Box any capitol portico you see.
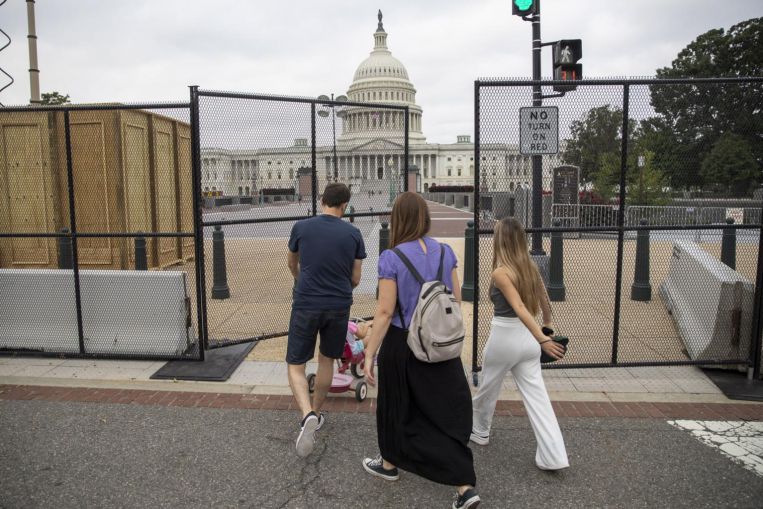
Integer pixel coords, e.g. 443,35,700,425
201,11,559,197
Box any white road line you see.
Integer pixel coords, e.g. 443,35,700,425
669,420,763,477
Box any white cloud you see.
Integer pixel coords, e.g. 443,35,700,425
0,0,759,142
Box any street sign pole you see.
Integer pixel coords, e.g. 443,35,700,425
531,0,544,254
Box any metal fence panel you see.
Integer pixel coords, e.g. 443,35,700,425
0,102,201,360
196,90,409,348
473,78,763,376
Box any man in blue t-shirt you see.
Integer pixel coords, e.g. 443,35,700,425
286,183,366,457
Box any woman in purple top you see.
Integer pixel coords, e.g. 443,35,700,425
362,192,480,509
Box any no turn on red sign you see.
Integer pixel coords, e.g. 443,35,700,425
519,106,559,155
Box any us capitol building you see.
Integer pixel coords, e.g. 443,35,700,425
201,12,559,196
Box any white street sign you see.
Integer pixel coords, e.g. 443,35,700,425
520,106,559,155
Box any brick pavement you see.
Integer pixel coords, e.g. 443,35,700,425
2,384,761,420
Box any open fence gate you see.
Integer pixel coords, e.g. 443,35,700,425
472,77,763,382
191,88,411,351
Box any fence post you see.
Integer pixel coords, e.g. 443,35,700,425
379,221,389,255
631,219,652,301
461,221,475,302
211,225,230,299
349,205,355,223
721,218,736,270
134,233,147,270
548,219,565,301
58,228,72,269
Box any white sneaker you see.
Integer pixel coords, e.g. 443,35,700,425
296,412,319,457
315,412,326,431
469,431,489,446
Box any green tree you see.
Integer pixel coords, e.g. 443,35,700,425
591,151,620,202
628,151,668,206
649,17,762,194
700,133,758,196
562,105,627,185
40,91,70,105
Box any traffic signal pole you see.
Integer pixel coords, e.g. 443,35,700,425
530,2,544,255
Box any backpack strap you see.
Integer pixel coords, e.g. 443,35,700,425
436,244,446,282
392,248,425,284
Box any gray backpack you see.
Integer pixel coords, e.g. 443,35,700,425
393,245,465,363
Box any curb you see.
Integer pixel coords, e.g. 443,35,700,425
2,384,762,420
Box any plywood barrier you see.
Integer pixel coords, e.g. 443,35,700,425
0,108,192,270
0,112,59,268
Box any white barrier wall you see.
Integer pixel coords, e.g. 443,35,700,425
659,241,755,362
0,269,194,356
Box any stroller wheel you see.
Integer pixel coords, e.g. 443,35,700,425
355,381,367,402
307,373,316,394
351,361,365,379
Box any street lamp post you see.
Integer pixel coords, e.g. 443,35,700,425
387,157,397,206
318,93,347,183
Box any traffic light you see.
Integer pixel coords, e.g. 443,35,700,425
552,39,582,91
512,0,538,17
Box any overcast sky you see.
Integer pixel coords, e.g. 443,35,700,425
0,0,760,142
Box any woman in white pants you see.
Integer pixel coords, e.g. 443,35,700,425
471,218,569,471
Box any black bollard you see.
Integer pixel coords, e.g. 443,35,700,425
548,219,566,301
631,219,652,301
134,233,148,270
211,225,231,299
721,217,736,270
461,221,475,302
58,228,73,269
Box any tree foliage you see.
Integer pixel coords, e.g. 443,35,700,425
649,17,762,195
40,91,70,105
700,133,758,196
562,105,625,184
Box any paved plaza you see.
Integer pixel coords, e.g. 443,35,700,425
173,201,760,369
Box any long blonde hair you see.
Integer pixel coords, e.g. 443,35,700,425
492,218,543,316
389,192,431,248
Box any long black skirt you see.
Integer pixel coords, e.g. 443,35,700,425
376,325,476,486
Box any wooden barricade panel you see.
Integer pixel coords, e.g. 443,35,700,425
69,111,118,267
151,116,180,267
119,110,155,268
176,122,194,260
0,112,56,268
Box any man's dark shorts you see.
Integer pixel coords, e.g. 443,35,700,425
286,308,350,365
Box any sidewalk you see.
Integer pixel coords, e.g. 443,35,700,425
1,354,762,412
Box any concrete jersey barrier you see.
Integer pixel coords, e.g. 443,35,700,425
0,269,195,356
659,241,755,363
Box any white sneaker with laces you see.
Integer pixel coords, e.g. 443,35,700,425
296,412,319,457
469,430,489,446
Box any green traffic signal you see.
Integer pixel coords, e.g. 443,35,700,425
514,0,533,10
512,0,537,16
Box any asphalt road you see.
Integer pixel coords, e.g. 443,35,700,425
2,400,761,509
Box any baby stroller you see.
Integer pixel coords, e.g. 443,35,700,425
307,318,369,402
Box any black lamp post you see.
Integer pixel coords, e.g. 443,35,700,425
318,93,347,183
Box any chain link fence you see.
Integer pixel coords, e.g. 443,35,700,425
0,102,201,360
194,89,410,348
473,77,763,377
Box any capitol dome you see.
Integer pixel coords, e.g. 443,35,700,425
339,11,426,144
